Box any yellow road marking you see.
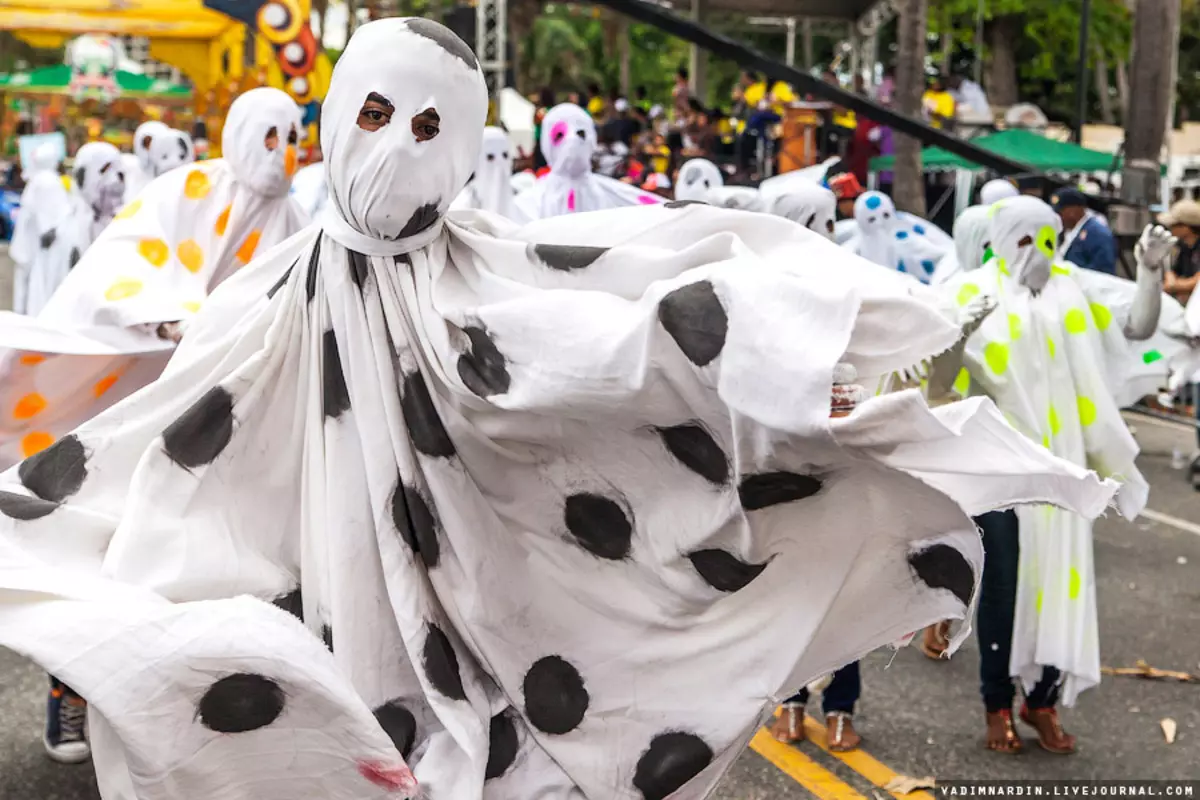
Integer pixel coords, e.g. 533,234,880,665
803,716,937,800
749,728,868,800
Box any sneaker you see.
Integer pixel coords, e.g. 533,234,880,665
44,681,90,764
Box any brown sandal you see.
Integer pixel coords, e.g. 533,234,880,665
920,621,952,660
1019,703,1076,754
985,709,1024,754
826,712,862,752
768,704,806,743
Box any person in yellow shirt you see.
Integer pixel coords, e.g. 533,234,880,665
586,83,606,119
922,74,956,129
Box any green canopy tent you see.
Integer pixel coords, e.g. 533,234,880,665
869,129,1119,174
0,63,191,102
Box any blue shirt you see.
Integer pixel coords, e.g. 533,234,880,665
1062,215,1117,275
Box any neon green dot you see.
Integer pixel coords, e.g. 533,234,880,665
953,367,971,396
1077,395,1097,427
1090,302,1112,332
1047,336,1057,359
1068,566,1082,600
1051,263,1072,277
984,341,1009,375
1048,404,1062,436
1064,308,1088,334
1143,349,1163,365
1008,313,1021,341
1036,589,1044,614
998,258,1011,277
1042,435,1050,450
957,283,981,307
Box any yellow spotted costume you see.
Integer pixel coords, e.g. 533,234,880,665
0,88,308,468
941,197,1147,706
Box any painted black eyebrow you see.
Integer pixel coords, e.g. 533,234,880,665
364,92,394,110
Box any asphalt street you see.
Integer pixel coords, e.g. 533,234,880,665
0,245,1197,798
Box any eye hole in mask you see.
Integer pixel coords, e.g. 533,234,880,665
502,151,509,159
883,211,891,219
265,127,280,151
357,92,395,132
412,108,440,142
287,126,299,146
826,219,835,233
486,153,495,162
100,162,112,175
550,121,568,145
804,212,817,230
1017,234,1034,247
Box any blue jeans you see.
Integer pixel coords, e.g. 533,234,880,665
784,661,860,715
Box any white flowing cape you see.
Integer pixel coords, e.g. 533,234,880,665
0,203,1116,799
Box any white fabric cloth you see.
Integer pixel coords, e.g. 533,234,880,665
10,143,71,315
940,196,1147,706
122,120,169,203
514,103,661,218
0,20,1120,800
768,183,837,241
930,205,991,285
675,158,725,202
451,127,524,222
980,179,1018,206
0,88,307,468
147,128,195,177
290,162,330,218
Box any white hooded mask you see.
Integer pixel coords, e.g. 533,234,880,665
980,178,1019,206
451,125,522,221
123,120,169,202
149,128,195,177
9,142,71,315
72,141,126,241
675,158,724,202
929,205,992,285
852,190,899,267
769,183,837,241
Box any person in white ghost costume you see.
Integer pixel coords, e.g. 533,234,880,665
935,197,1173,753
929,205,992,286
674,158,765,212
0,20,1124,800
0,87,308,473
452,126,525,221
121,120,169,203
768,183,838,240
147,127,195,178
515,102,662,218
980,178,1019,206
849,191,952,284
10,142,70,315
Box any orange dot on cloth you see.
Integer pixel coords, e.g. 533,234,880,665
183,169,212,200
215,204,232,236
137,238,169,267
19,354,45,366
105,278,143,301
236,230,262,264
13,392,46,420
177,239,205,273
114,198,142,220
93,374,120,398
21,431,54,458
284,144,297,177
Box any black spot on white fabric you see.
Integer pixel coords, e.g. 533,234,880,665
657,423,729,486
658,281,728,367
401,371,455,458
321,624,334,652
664,199,706,209
391,482,441,569
405,18,480,71
738,472,823,511
633,731,714,800
271,587,303,620
530,244,609,271
688,549,769,592
373,700,418,758
457,325,511,398
18,434,87,503
564,493,633,561
177,137,189,160
908,544,973,605
394,252,412,267
68,247,81,269
0,490,59,521
39,229,56,249
74,167,85,190
422,623,467,701
348,249,370,290
198,673,286,733
485,710,520,780
396,202,442,240
322,329,351,419
161,386,234,469
305,234,322,302
523,656,589,735
267,260,296,299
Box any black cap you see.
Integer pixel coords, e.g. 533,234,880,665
1049,188,1087,211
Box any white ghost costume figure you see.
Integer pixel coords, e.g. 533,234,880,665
0,87,308,469
930,205,991,285
674,158,764,212
451,126,524,221
940,196,1152,706
122,120,169,203
769,183,837,241
0,19,1121,800
71,141,128,244
10,142,70,315
148,128,195,177
980,178,1019,206
515,102,662,218
849,192,951,284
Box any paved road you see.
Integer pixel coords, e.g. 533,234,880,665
0,238,1196,797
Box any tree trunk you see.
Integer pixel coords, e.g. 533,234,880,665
985,16,1020,107
939,6,953,75
617,17,631,96
802,18,814,69
313,0,330,48
1115,59,1129,120
894,0,927,215
508,0,541,96
346,0,359,39
1094,50,1114,124
1122,0,1177,204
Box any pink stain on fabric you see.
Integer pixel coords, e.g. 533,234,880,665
358,761,419,795
567,190,576,212
637,195,661,205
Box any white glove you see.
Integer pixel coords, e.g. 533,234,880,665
1134,224,1176,272
958,295,997,339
